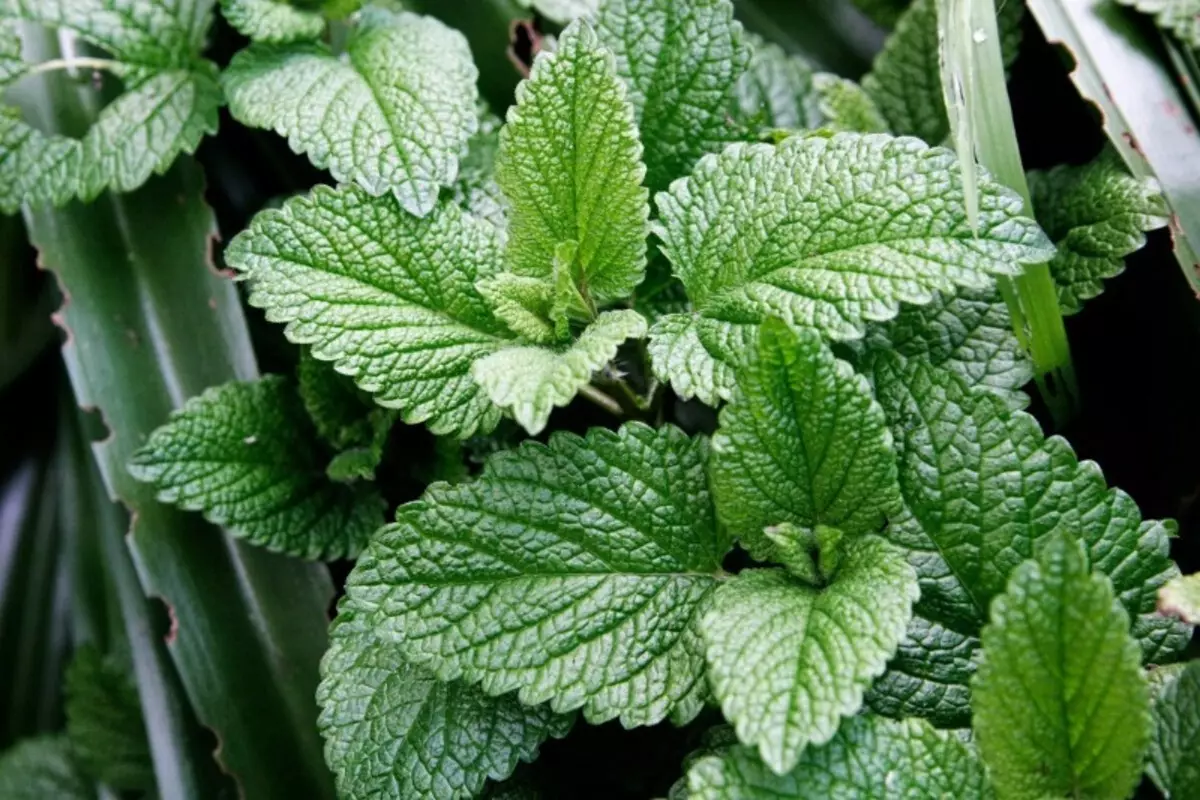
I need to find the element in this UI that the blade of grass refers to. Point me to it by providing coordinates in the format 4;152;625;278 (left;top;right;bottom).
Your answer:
938;0;1079;423
1026;0;1200;295
10;26;337;799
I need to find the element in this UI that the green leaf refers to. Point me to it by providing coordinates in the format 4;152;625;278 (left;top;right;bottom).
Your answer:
64;645;153;791
812;73;889;133
1028;150;1169;314
700;536;918;774
861;0;1022;145
317;600;573;800
711;319;899;561
849;0;912;28
222;8;479;217
515;0;598;22
1159;572;1200;624
595;0;750;191
296;348;378;452
649;132;1052;405
345;423;723;726
219;0;325;43
453;110;506;231
972;534;1150;800
0;737;91;800
472;309;647;435
476;273;558;345
129;375;385;560
226;186;514;439
858;287;1032;410
731;36;821;132
1115;0;1200;47
496;21;649;306
686;715;994;799
865;614;977;728
870;351;1188;658
1147;660;1200;799
0;3;221;211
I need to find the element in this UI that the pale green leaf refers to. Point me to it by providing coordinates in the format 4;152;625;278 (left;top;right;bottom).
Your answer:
812;73;890;133
476;273;558;345
65;645;152;792
1115;0;1200;47
128;375;385;560
515;0;598;23
225;187;514;438
219;0;324;43
496;21;648;305
650;133;1052;405
222;8;479;217
454;110;506;231
595;0;750;190
870;351;1189;659
865;613;978;729
0;737;91;800
345;423;724;727
972;534;1150;800
645;312;736;405
1159;572;1200;624
862;0;1022;144
1028;150;1170;314
700;536;918;774
687;715;994;799
711;319;899;560
472;309;647;435
1147;659;1200;799
731;36;821;131
318;600;572;800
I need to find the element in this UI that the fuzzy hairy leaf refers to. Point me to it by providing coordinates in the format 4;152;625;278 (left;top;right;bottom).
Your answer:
516;0;598;22
859;288;1031;409
497;21;648;305
1028;151;1169;314
1160;573;1200;624
318;601;572;800
687;715;994;799
0;737;90;799
595;0;749;190
701;537;918;774
1115;0;1200;47
226;187;514;438
731;37;821;131
129;376;384;560
871;351;1188;658
972;535;1150;800
711;320;899;560
65;646;153;791
649;132;1052;404
865;613;977;728
222;8;478;217
345;423;723;727
812;73;889;133
219;0;324;43
1147;660;1200;799
476;274;557;345
472;310;647;435
862;0;1021;144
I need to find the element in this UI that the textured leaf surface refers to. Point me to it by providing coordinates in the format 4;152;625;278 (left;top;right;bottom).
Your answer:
318;601;572;800
865;614;977;729
687;715;994;799
219;0;324;43
497;22;648;305
296;349;378;452
1;0;212;62
700;537;918;774
1159;572;1200;624
454;111;506;231
0;737;90;799
129;376;384;560
1028;151;1169;314
711;320;898;559
972;535;1150;800
516;0;598;22
65;646;152;791
812;73;889;133
472;310;647;435
650;132;1051;404
345;423;723;726
595;0;749;190
1116;0;1200;47
226;187;513;438
1147;660;1200;799
731;37;821;131
222;8;478;217
476;274;557;345
859;288;1031;409
862;0;1021;144
871;351;1187;658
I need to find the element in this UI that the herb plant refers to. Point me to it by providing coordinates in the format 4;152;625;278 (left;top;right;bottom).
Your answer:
1;0;1198;798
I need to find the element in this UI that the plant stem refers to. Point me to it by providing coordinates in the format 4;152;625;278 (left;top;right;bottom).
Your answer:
25;57;122;78
939;0;1077;424
579;384;625;418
